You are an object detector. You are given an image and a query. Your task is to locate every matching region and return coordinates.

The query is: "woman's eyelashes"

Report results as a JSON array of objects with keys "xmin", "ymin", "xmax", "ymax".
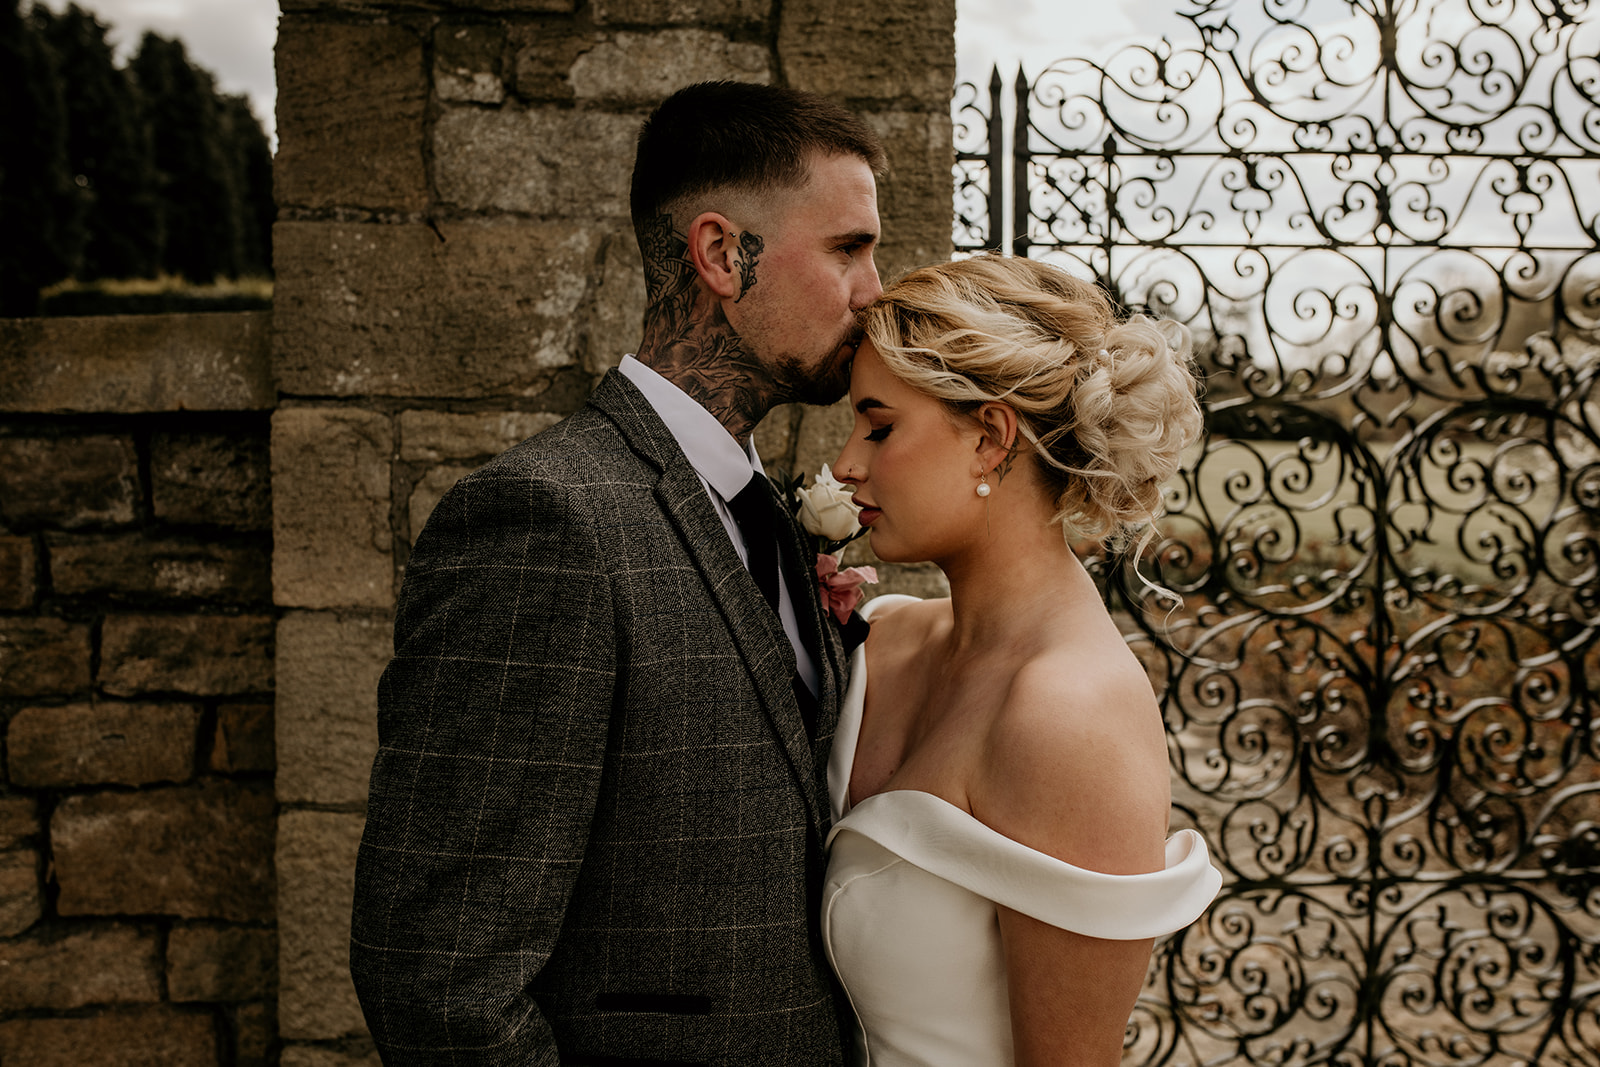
[{"xmin": 864, "ymin": 424, "xmax": 892, "ymax": 442}]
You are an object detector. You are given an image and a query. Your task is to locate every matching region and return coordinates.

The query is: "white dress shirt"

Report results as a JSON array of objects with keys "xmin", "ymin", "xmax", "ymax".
[{"xmin": 619, "ymin": 356, "xmax": 820, "ymax": 696}]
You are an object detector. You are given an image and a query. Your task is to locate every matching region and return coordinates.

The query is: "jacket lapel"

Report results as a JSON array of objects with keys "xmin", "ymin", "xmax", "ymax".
[
  {"xmin": 588, "ymin": 372, "xmax": 829, "ymax": 836},
  {"xmin": 774, "ymin": 500, "xmax": 844, "ymax": 764}
]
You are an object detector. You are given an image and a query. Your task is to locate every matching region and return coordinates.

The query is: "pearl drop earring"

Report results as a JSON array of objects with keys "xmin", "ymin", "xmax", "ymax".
[{"xmin": 975, "ymin": 474, "xmax": 991, "ymax": 498}]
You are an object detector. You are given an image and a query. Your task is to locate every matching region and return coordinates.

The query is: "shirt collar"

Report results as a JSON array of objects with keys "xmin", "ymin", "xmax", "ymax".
[{"xmin": 619, "ymin": 355, "xmax": 763, "ymax": 500}]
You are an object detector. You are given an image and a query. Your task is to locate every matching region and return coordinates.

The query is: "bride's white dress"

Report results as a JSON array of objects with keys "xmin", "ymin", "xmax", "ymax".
[{"xmin": 822, "ymin": 595, "xmax": 1222, "ymax": 1066}]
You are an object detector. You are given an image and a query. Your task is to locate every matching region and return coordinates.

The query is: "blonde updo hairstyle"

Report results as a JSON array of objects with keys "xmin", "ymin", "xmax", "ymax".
[{"xmin": 859, "ymin": 254, "xmax": 1202, "ymax": 548}]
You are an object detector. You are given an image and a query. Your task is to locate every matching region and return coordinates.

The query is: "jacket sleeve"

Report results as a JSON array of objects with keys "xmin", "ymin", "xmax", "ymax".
[{"xmin": 350, "ymin": 466, "xmax": 615, "ymax": 1065}]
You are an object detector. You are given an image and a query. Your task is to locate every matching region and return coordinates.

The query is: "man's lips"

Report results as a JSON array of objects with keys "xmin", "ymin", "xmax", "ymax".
[{"xmin": 836, "ymin": 325, "xmax": 866, "ymax": 360}]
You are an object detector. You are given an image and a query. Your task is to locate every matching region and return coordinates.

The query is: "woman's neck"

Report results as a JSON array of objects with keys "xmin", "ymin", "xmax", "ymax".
[{"xmin": 935, "ymin": 501, "xmax": 1098, "ymax": 659}]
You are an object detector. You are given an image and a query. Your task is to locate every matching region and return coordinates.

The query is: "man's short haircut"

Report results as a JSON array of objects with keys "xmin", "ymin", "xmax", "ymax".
[{"xmin": 629, "ymin": 80, "xmax": 887, "ymax": 238}]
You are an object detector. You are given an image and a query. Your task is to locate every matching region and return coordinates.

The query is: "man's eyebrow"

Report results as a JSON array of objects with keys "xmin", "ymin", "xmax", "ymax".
[
  {"xmin": 832, "ymin": 230, "xmax": 878, "ymax": 246},
  {"xmin": 855, "ymin": 397, "xmax": 889, "ymax": 413}
]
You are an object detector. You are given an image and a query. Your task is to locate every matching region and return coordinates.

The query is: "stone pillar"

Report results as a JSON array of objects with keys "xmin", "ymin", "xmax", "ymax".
[{"xmin": 271, "ymin": 0, "xmax": 954, "ymax": 1058}]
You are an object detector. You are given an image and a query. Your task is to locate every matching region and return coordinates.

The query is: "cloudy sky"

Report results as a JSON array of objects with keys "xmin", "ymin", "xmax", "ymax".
[
  {"xmin": 36, "ymin": 0, "xmax": 281, "ymax": 138},
  {"xmin": 35, "ymin": 0, "xmax": 1169, "ymax": 148}
]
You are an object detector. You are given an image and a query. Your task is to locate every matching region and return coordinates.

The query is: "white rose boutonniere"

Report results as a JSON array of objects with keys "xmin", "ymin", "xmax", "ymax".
[
  {"xmin": 780, "ymin": 463, "xmax": 878, "ymax": 624},
  {"xmin": 794, "ymin": 463, "xmax": 862, "ymax": 544}
]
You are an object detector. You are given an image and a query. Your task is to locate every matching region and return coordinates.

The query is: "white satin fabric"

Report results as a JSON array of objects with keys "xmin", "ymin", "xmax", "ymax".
[{"xmin": 822, "ymin": 595, "xmax": 1223, "ymax": 1066}]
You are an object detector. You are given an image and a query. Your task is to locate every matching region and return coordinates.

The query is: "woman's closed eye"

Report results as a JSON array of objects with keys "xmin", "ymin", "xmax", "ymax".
[{"xmin": 864, "ymin": 425, "xmax": 892, "ymax": 442}]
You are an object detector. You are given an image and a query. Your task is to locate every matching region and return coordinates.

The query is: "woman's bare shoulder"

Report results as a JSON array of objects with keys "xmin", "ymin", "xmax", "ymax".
[
  {"xmin": 863, "ymin": 594, "xmax": 948, "ymax": 649},
  {"xmin": 973, "ymin": 639, "xmax": 1172, "ymax": 874},
  {"xmin": 862, "ymin": 592, "xmax": 946, "ymax": 624}
]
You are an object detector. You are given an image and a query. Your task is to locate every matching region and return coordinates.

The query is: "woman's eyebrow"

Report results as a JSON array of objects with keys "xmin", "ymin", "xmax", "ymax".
[{"xmin": 855, "ymin": 397, "xmax": 889, "ymax": 414}]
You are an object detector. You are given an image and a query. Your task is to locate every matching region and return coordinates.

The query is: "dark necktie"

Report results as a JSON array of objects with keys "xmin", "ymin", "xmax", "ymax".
[
  {"xmin": 728, "ymin": 472, "xmax": 822, "ymax": 737},
  {"xmin": 728, "ymin": 472, "xmax": 782, "ymax": 615}
]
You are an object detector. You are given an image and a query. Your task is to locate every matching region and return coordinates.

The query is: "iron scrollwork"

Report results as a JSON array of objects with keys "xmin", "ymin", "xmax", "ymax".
[{"xmin": 955, "ymin": 1, "xmax": 1600, "ymax": 1063}]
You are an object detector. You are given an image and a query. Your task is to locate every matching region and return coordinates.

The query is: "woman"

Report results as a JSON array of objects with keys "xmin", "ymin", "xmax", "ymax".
[{"xmin": 823, "ymin": 255, "xmax": 1221, "ymax": 1065}]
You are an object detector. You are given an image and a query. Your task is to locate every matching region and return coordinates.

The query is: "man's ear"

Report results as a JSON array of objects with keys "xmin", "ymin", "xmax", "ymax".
[
  {"xmin": 685, "ymin": 211, "xmax": 743, "ymax": 300},
  {"xmin": 974, "ymin": 402, "xmax": 1019, "ymax": 474}
]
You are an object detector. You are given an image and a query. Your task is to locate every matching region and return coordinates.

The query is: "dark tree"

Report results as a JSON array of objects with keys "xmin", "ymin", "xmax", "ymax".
[
  {"xmin": 0, "ymin": 0, "xmax": 78, "ymax": 314},
  {"xmin": 2, "ymin": 7, "xmax": 274, "ymax": 312},
  {"xmin": 33, "ymin": 3, "xmax": 161, "ymax": 280},
  {"xmin": 131, "ymin": 31, "xmax": 239, "ymax": 283},
  {"xmin": 219, "ymin": 93, "xmax": 275, "ymax": 277}
]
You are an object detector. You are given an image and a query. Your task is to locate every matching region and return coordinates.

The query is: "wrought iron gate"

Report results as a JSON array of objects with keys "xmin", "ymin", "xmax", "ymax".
[{"xmin": 953, "ymin": 2, "xmax": 1600, "ymax": 1063}]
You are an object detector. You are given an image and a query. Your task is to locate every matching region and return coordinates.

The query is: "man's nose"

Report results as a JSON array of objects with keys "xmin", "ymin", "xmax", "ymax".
[{"xmin": 852, "ymin": 257, "xmax": 883, "ymax": 309}]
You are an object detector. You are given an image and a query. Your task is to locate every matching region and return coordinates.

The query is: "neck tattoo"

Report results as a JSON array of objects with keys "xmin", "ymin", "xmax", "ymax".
[{"xmin": 637, "ymin": 213, "xmax": 778, "ymax": 445}]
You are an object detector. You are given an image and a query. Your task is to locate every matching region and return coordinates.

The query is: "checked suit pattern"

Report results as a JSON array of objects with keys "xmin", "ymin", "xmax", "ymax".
[{"xmin": 351, "ymin": 370, "xmax": 852, "ymax": 1066}]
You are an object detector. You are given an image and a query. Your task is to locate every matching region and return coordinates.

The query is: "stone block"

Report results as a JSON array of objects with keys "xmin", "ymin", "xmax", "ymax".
[
  {"xmin": 435, "ymin": 22, "xmax": 505, "ymax": 103},
  {"xmin": 0, "ymin": 312, "xmax": 273, "ymax": 414},
  {"xmin": 0, "ymin": 794, "xmax": 40, "ymax": 847},
  {"xmin": 275, "ymin": 612, "xmax": 390, "ymax": 805},
  {"xmin": 509, "ymin": 23, "xmax": 594, "ymax": 102},
  {"xmin": 0, "ymin": 1007, "xmax": 216, "ymax": 1067},
  {"xmin": 754, "ymin": 404, "xmax": 802, "ymax": 478},
  {"xmin": 593, "ymin": 0, "xmax": 769, "ymax": 25},
  {"xmin": 0, "ymin": 435, "xmax": 138, "ymax": 529},
  {"xmin": 779, "ymin": 0, "xmax": 956, "ymax": 105},
  {"xmin": 275, "ymin": 19, "xmax": 427, "ymax": 211},
  {"xmin": 49, "ymin": 534, "xmax": 271, "ymax": 604},
  {"xmin": 271, "ymin": 408, "xmax": 393, "ymax": 610},
  {"xmin": 793, "ymin": 397, "xmax": 856, "ymax": 492},
  {"xmin": 100, "ymin": 614, "xmax": 274, "ymax": 697},
  {"xmin": 211, "ymin": 703, "xmax": 277, "ymax": 773},
  {"xmin": 863, "ymin": 561, "xmax": 948, "ymax": 600},
  {"xmin": 408, "ymin": 465, "xmax": 475, "ymax": 545},
  {"xmin": 864, "ymin": 109, "xmax": 956, "ymax": 279},
  {"xmin": 278, "ymin": 810, "xmax": 367, "ymax": 1039},
  {"xmin": 0, "ymin": 618, "xmax": 92, "ymax": 697},
  {"xmin": 0, "ymin": 535, "xmax": 36, "ymax": 609},
  {"xmin": 274, "ymin": 221, "xmax": 607, "ymax": 397},
  {"xmin": 281, "ymin": 1047, "xmax": 382, "ymax": 1067},
  {"xmin": 397, "ymin": 410, "xmax": 562, "ymax": 463},
  {"xmin": 0, "ymin": 923, "xmax": 161, "ymax": 1011},
  {"xmin": 567, "ymin": 30, "xmax": 769, "ymax": 105},
  {"xmin": 231, "ymin": 1001, "xmax": 276, "ymax": 1067},
  {"xmin": 0, "ymin": 849, "xmax": 41, "ymax": 937},
  {"xmin": 53, "ymin": 782, "xmax": 276, "ymax": 921},
  {"xmin": 151, "ymin": 431, "xmax": 273, "ymax": 530},
  {"xmin": 168, "ymin": 925, "xmax": 278, "ymax": 1002},
  {"xmin": 434, "ymin": 108, "xmax": 638, "ymax": 217},
  {"xmin": 8, "ymin": 701, "xmax": 198, "ymax": 787},
  {"xmin": 581, "ymin": 228, "xmax": 646, "ymax": 375}
]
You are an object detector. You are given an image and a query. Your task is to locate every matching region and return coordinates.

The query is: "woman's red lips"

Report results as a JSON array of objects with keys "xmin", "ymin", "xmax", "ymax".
[{"xmin": 856, "ymin": 505, "xmax": 882, "ymax": 525}]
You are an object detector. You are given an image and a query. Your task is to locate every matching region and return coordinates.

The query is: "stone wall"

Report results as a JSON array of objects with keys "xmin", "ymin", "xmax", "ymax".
[
  {"xmin": 0, "ymin": 5, "xmax": 954, "ymax": 1062},
  {"xmin": 0, "ymin": 313, "xmax": 279, "ymax": 1065},
  {"xmin": 272, "ymin": 0, "xmax": 954, "ymax": 1062},
  {"xmin": 268, "ymin": 2, "xmax": 953, "ymax": 1062},
  {"xmin": 0, "ymin": 5, "xmax": 955, "ymax": 1064}
]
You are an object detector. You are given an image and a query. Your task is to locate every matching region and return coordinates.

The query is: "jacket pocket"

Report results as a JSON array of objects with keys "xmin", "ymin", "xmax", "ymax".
[{"xmin": 592, "ymin": 991, "xmax": 713, "ymax": 1016}]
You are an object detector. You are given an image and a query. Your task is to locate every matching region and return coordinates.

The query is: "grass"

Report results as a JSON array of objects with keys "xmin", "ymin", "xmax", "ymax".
[
  {"xmin": 35, "ymin": 274, "xmax": 273, "ymax": 316},
  {"xmin": 40, "ymin": 273, "xmax": 274, "ymax": 299}
]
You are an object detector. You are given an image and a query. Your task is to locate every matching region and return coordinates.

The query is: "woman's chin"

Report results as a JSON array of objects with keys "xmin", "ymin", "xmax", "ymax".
[{"xmin": 864, "ymin": 529, "xmax": 923, "ymax": 566}]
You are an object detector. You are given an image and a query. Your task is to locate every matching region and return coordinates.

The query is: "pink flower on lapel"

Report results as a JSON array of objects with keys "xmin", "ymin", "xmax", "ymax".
[{"xmin": 815, "ymin": 552, "xmax": 878, "ymax": 624}]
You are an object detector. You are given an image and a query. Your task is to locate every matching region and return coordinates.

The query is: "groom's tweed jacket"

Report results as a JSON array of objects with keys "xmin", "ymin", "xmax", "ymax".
[{"xmin": 350, "ymin": 370, "xmax": 849, "ymax": 1066}]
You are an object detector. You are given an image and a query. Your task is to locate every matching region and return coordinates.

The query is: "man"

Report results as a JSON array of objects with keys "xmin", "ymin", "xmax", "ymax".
[{"xmin": 350, "ymin": 81, "xmax": 885, "ymax": 1065}]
